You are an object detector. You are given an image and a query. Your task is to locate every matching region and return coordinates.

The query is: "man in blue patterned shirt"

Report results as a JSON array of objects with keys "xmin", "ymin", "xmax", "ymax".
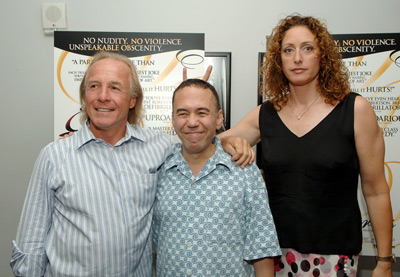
[{"xmin": 153, "ymin": 79, "xmax": 281, "ymax": 276}]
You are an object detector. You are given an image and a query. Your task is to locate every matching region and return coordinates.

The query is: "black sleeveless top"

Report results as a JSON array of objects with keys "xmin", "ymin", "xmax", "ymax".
[{"xmin": 259, "ymin": 93, "xmax": 362, "ymax": 255}]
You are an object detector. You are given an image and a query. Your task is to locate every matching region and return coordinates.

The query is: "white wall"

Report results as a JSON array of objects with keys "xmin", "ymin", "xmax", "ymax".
[{"xmin": 1, "ymin": 0, "xmax": 399, "ymax": 275}]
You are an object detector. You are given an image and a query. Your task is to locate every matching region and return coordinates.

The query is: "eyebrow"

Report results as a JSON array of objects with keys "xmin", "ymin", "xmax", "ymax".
[
  {"xmin": 175, "ymin": 107, "xmax": 211, "ymax": 113},
  {"xmin": 110, "ymin": 80, "xmax": 123, "ymax": 86},
  {"xmin": 87, "ymin": 79, "xmax": 123, "ymax": 87},
  {"xmin": 283, "ymin": 40, "xmax": 317, "ymax": 46}
]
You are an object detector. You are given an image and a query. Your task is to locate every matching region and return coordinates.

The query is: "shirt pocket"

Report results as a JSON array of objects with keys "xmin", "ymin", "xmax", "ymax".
[{"xmin": 126, "ymin": 174, "xmax": 158, "ymax": 219}]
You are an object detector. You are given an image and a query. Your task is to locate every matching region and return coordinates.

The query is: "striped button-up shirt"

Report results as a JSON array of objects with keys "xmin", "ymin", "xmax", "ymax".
[{"xmin": 11, "ymin": 122, "xmax": 174, "ymax": 276}]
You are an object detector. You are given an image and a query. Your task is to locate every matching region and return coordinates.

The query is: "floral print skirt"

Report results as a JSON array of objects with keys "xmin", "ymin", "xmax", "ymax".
[{"xmin": 274, "ymin": 248, "xmax": 359, "ymax": 277}]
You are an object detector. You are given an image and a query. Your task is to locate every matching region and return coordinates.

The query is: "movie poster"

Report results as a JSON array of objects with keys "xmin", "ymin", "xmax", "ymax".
[
  {"xmin": 54, "ymin": 31, "xmax": 205, "ymax": 139},
  {"xmin": 333, "ymin": 33, "xmax": 400, "ymax": 256}
]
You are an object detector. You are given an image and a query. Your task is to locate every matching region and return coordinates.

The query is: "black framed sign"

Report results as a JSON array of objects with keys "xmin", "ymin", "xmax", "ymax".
[
  {"xmin": 257, "ymin": 52, "xmax": 267, "ymax": 105},
  {"xmin": 205, "ymin": 52, "xmax": 232, "ymax": 132},
  {"xmin": 257, "ymin": 52, "xmax": 266, "ymax": 168}
]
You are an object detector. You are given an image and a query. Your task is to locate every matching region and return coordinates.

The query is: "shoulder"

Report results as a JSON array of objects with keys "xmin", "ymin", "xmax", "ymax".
[
  {"xmin": 354, "ymin": 94, "xmax": 377, "ymax": 127},
  {"xmin": 226, "ymin": 157, "xmax": 263, "ymax": 181},
  {"xmin": 260, "ymin": 100, "xmax": 275, "ymax": 110},
  {"xmin": 340, "ymin": 92, "xmax": 369, "ymax": 110},
  {"xmin": 335, "ymin": 93, "xmax": 374, "ymax": 122},
  {"xmin": 242, "ymin": 162, "xmax": 264, "ymax": 181},
  {"xmin": 31, "ymin": 137, "xmax": 75, "ymax": 174},
  {"xmin": 353, "ymin": 95, "xmax": 383, "ymax": 148},
  {"xmin": 129, "ymin": 126, "xmax": 175, "ymax": 159},
  {"xmin": 354, "ymin": 94, "xmax": 373, "ymax": 112},
  {"xmin": 259, "ymin": 101, "xmax": 276, "ymax": 118},
  {"xmin": 128, "ymin": 125, "xmax": 173, "ymax": 151},
  {"xmin": 40, "ymin": 126, "xmax": 94, "ymax": 164},
  {"xmin": 130, "ymin": 125, "xmax": 171, "ymax": 141},
  {"xmin": 164, "ymin": 148, "xmax": 182, "ymax": 167},
  {"xmin": 42, "ymin": 135, "xmax": 75, "ymax": 157}
]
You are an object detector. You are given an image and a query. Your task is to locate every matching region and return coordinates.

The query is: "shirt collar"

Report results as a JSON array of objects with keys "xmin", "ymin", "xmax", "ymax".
[
  {"xmin": 164, "ymin": 136, "xmax": 233, "ymax": 172},
  {"xmin": 75, "ymin": 121, "xmax": 147, "ymax": 150}
]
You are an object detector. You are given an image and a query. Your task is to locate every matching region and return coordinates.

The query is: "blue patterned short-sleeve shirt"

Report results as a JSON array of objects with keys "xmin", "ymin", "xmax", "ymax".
[{"xmin": 153, "ymin": 137, "xmax": 281, "ymax": 276}]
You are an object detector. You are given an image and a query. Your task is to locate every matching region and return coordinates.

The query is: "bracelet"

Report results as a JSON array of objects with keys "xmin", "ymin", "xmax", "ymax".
[{"xmin": 376, "ymin": 254, "xmax": 396, "ymax": 263}]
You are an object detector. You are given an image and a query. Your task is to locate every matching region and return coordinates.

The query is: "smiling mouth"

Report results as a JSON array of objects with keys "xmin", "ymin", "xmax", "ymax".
[
  {"xmin": 184, "ymin": 131, "xmax": 204, "ymax": 137},
  {"xmin": 96, "ymin": 108, "xmax": 113, "ymax": 112}
]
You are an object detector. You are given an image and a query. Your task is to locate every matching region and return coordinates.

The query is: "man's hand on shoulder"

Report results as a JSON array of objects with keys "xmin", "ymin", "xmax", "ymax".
[{"xmin": 59, "ymin": 132, "xmax": 75, "ymax": 140}]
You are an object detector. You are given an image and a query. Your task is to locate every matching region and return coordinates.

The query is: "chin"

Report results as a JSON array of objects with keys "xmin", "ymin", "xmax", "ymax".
[{"xmin": 185, "ymin": 145, "xmax": 205, "ymax": 154}]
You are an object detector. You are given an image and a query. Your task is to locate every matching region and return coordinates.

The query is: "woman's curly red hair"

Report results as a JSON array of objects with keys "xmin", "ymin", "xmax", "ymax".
[{"xmin": 260, "ymin": 14, "xmax": 351, "ymax": 110}]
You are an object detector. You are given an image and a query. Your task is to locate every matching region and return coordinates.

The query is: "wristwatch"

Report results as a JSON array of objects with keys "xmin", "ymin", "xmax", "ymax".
[{"xmin": 376, "ymin": 254, "xmax": 396, "ymax": 262}]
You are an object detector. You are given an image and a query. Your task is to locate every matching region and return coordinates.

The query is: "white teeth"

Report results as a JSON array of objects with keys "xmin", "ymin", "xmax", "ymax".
[{"xmin": 96, "ymin": 108, "xmax": 112, "ymax": 112}]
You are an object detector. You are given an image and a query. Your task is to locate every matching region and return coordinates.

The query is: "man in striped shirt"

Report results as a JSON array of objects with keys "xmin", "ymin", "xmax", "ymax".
[{"xmin": 11, "ymin": 51, "xmax": 173, "ymax": 276}]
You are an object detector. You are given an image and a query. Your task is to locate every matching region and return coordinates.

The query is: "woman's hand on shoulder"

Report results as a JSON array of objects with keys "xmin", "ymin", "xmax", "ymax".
[{"xmin": 220, "ymin": 136, "xmax": 255, "ymax": 168}]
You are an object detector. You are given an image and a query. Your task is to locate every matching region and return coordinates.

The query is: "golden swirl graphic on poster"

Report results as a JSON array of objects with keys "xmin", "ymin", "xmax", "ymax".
[
  {"xmin": 348, "ymin": 56, "xmax": 365, "ymax": 72},
  {"xmin": 149, "ymin": 55, "xmax": 179, "ymax": 88},
  {"xmin": 57, "ymin": 51, "xmax": 79, "ymax": 104},
  {"xmin": 138, "ymin": 55, "xmax": 152, "ymax": 71},
  {"xmin": 384, "ymin": 161, "xmax": 399, "ymax": 190},
  {"xmin": 361, "ymin": 57, "xmax": 393, "ymax": 88}
]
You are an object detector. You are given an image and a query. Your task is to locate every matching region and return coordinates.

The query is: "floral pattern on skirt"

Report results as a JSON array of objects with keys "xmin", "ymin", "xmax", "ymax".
[{"xmin": 274, "ymin": 248, "xmax": 359, "ymax": 277}]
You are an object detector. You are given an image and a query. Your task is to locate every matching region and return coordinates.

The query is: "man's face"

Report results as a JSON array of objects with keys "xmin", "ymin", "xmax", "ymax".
[
  {"xmin": 85, "ymin": 58, "xmax": 136, "ymax": 136},
  {"xmin": 172, "ymin": 86, "xmax": 223, "ymax": 156}
]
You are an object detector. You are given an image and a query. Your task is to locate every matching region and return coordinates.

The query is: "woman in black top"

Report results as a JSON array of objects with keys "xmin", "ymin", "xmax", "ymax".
[{"xmin": 220, "ymin": 14, "xmax": 393, "ymax": 276}]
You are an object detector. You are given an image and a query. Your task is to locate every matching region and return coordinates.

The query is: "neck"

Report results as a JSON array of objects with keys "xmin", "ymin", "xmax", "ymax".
[
  {"xmin": 287, "ymin": 85, "xmax": 322, "ymax": 120},
  {"xmin": 89, "ymin": 124, "xmax": 126, "ymax": 146},
  {"xmin": 182, "ymin": 143, "xmax": 216, "ymax": 177},
  {"xmin": 291, "ymin": 81, "xmax": 319, "ymax": 94},
  {"xmin": 288, "ymin": 83, "xmax": 321, "ymax": 103}
]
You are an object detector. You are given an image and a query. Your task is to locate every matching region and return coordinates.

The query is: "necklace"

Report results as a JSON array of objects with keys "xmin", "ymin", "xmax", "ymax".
[{"xmin": 289, "ymin": 93, "xmax": 321, "ymax": 120}]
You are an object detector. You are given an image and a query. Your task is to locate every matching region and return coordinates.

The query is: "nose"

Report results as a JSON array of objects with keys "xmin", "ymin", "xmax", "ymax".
[
  {"xmin": 294, "ymin": 49, "xmax": 302, "ymax": 64},
  {"xmin": 98, "ymin": 87, "xmax": 110, "ymax": 102},
  {"xmin": 187, "ymin": 114, "xmax": 199, "ymax": 127}
]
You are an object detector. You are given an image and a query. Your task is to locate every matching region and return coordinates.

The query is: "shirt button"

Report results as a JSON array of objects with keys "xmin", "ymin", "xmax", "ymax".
[
  {"xmin": 190, "ymin": 212, "xmax": 194, "ymax": 217},
  {"xmin": 187, "ymin": 270, "xmax": 191, "ymax": 275},
  {"xmin": 187, "ymin": 242, "xmax": 192, "ymax": 247},
  {"xmin": 192, "ymin": 182, "xmax": 197, "ymax": 187}
]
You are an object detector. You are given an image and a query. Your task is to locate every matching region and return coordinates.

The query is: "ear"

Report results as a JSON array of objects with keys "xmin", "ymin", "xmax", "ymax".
[
  {"xmin": 129, "ymin": 97, "xmax": 137, "ymax": 109},
  {"xmin": 216, "ymin": 109, "xmax": 224, "ymax": 130},
  {"xmin": 172, "ymin": 109, "xmax": 179, "ymax": 131}
]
